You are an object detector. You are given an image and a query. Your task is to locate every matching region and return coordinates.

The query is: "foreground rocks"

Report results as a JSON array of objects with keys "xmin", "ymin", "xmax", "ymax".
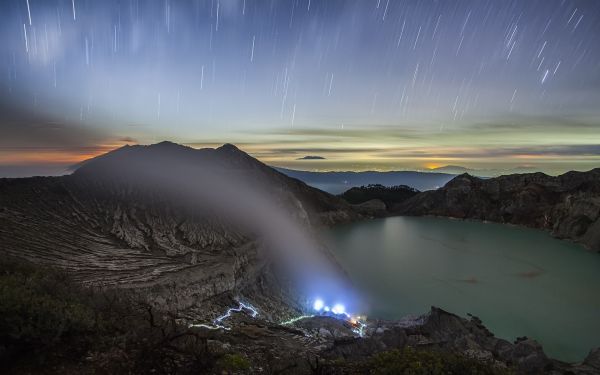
[
  {"xmin": 397, "ymin": 169, "xmax": 600, "ymax": 251},
  {"xmin": 187, "ymin": 305, "xmax": 599, "ymax": 374},
  {"xmin": 2, "ymin": 257, "xmax": 598, "ymax": 374}
]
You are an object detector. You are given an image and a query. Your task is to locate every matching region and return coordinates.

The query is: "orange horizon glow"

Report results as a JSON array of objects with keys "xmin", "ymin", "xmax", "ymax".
[
  {"xmin": 423, "ymin": 162, "xmax": 443, "ymax": 170},
  {"xmin": 0, "ymin": 143, "xmax": 128, "ymax": 165},
  {"xmin": 1, "ymin": 141, "xmax": 599, "ymax": 178}
]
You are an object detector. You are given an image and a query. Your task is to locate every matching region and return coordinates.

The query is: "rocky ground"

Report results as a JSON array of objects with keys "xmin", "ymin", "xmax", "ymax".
[{"xmin": 191, "ymin": 305, "xmax": 600, "ymax": 374}]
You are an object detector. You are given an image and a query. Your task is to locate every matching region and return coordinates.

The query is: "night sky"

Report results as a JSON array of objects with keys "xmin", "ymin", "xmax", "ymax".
[{"xmin": 1, "ymin": 0, "xmax": 600, "ymax": 176}]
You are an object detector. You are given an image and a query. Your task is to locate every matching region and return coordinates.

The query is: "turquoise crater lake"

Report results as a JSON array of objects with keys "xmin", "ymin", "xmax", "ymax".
[{"xmin": 325, "ymin": 216, "xmax": 600, "ymax": 363}]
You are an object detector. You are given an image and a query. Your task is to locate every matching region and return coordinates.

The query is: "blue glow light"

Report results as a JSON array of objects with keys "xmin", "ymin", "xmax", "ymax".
[
  {"xmin": 189, "ymin": 301, "xmax": 258, "ymax": 330},
  {"xmin": 331, "ymin": 304, "xmax": 345, "ymax": 315},
  {"xmin": 313, "ymin": 298, "xmax": 324, "ymax": 311},
  {"xmin": 280, "ymin": 314, "xmax": 315, "ymax": 325},
  {"xmin": 307, "ymin": 298, "xmax": 366, "ymax": 337}
]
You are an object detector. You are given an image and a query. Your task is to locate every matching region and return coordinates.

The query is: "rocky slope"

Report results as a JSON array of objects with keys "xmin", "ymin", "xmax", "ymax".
[
  {"xmin": 398, "ymin": 169, "xmax": 600, "ymax": 251},
  {"xmin": 0, "ymin": 142, "xmax": 358, "ymax": 317},
  {"xmin": 5, "ymin": 258, "xmax": 597, "ymax": 374},
  {"xmin": 262, "ymin": 307, "xmax": 600, "ymax": 374}
]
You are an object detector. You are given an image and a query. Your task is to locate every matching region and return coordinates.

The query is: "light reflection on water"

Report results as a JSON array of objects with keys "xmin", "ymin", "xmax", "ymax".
[{"xmin": 326, "ymin": 216, "xmax": 600, "ymax": 363}]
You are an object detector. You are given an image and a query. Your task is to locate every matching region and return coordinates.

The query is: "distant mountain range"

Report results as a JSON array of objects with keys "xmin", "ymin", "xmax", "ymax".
[
  {"xmin": 429, "ymin": 165, "xmax": 471, "ymax": 174},
  {"xmin": 276, "ymin": 165, "xmax": 557, "ymax": 194},
  {"xmin": 276, "ymin": 167, "xmax": 457, "ymax": 194},
  {"xmin": 429, "ymin": 165, "xmax": 540, "ymax": 176}
]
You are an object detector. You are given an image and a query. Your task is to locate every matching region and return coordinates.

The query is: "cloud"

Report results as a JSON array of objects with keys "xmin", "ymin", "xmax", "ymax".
[
  {"xmin": 296, "ymin": 155, "xmax": 326, "ymax": 160},
  {"xmin": 244, "ymin": 125, "xmax": 426, "ymax": 141},
  {"xmin": 181, "ymin": 113, "xmax": 600, "ymax": 176},
  {"xmin": 119, "ymin": 137, "xmax": 138, "ymax": 143},
  {"xmin": 0, "ymin": 99, "xmax": 125, "ymax": 174},
  {"xmin": 478, "ymin": 144, "xmax": 600, "ymax": 157},
  {"xmin": 0, "ymin": 100, "xmax": 109, "ymax": 150},
  {"xmin": 377, "ymin": 144, "xmax": 600, "ymax": 159}
]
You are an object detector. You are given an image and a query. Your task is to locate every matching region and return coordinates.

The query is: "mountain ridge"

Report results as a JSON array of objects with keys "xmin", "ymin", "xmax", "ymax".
[
  {"xmin": 397, "ymin": 168, "xmax": 600, "ymax": 251},
  {"xmin": 276, "ymin": 167, "xmax": 456, "ymax": 194}
]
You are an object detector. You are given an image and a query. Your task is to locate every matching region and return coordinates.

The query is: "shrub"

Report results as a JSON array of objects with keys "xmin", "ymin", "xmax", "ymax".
[
  {"xmin": 365, "ymin": 348, "xmax": 512, "ymax": 375},
  {"xmin": 0, "ymin": 258, "xmax": 215, "ymax": 373},
  {"xmin": 216, "ymin": 353, "xmax": 251, "ymax": 372}
]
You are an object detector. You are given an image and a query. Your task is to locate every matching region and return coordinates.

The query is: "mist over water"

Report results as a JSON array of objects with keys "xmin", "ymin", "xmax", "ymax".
[{"xmin": 326, "ymin": 216, "xmax": 600, "ymax": 363}]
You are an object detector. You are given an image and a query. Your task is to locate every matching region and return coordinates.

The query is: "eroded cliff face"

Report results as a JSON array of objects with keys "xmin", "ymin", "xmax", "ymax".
[
  {"xmin": 398, "ymin": 169, "xmax": 600, "ymax": 251},
  {"xmin": 0, "ymin": 142, "xmax": 357, "ymax": 318}
]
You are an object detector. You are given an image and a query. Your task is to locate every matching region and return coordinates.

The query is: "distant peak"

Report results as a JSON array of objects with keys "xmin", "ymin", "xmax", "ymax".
[
  {"xmin": 217, "ymin": 143, "xmax": 241, "ymax": 151},
  {"xmin": 456, "ymin": 172, "xmax": 474, "ymax": 178},
  {"xmin": 152, "ymin": 140, "xmax": 184, "ymax": 148},
  {"xmin": 434, "ymin": 165, "xmax": 468, "ymax": 170},
  {"xmin": 449, "ymin": 172, "xmax": 479, "ymax": 184},
  {"xmin": 431, "ymin": 165, "xmax": 470, "ymax": 173},
  {"xmin": 145, "ymin": 141, "xmax": 195, "ymax": 153},
  {"xmin": 216, "ymin": 143, "xmax": 252, "ymax": 157}
]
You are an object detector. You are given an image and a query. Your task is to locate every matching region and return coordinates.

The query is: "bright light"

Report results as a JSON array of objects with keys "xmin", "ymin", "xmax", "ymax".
[
  {"xmin": 331, "ymin": 303, "xmax": 345, "ymax": 314},
  {"xmin": 313, "ymin": 299, "xmax": 324, "ymax": 311},
  {"xmin": 189, "ymin": 301, "xmax": 259, "ymax": 330},
  {"xmin": 324, "ymin": 306, "xmax": 330, "ymax": 312}
]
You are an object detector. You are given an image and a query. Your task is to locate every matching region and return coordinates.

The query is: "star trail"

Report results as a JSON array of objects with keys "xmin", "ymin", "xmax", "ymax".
[{"xmin": 1, "ymin": 0, "xmax": 599, "ymax": 176}]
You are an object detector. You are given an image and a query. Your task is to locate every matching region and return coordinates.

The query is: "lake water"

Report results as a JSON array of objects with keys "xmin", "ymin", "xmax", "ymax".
[{"xmin": 325, "ymin": 216, "xmax": 600, "ymax": 363}]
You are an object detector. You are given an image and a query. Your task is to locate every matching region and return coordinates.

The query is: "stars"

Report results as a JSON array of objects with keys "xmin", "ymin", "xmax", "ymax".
[
  {"xmin": 22, "ymin": 23, "xmax": 28, "ymax": 53},
  {"xmin": 291, "ymin": 103, "xmax": 296, "ymax": 127},
  {"xmin": 567, "ymin": 8, "xmax": 578, "ymax": 25},
  {"xmin": 553, "ymin": 60, "xmax": 561, "ymax": 75},
  {"xmin": 510, "ymin": 88, "xmax": 517, "ymax": 112},
  {"xmin": 0, "ymin": 0, "xmax": 599, "ymax": 173},
  {"xmin": 573, "ymin": 14, "xmax": 584, "ymax": 31},
  {"xmin": 215, "ymin": 0, "xmax": 219, "ymax": 31},
  {"xmin": 537, "ymin": 41, "xmax": 547, "ymax": 58},
  {"xmin": 382, "ymin": 0, "xmax": 390, "ymax": 21},
  {"xmin": 397, "ymin": 19, "xmax": 405, "ymax": 46},
  {"xmin": 26, "ymin": 0, "xmax": 32, "ymax": 26},
  {"xmin": 84, "ymin": 37, "xmax": 89, "ymax": 66},
  {"xmin": 541, "ymin": 69, "xmax": 550, "ymax": 84},
  {"xmin": 200, "ymin": 65, "xmax": 204, "ymax": 90},
  {"xmin": 411, "ymin": 63, "xmax": 419, "ymax": 89},
  {"xmin": 413, "ymin": 25, "xmax": 421, "ymax": 50}
]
